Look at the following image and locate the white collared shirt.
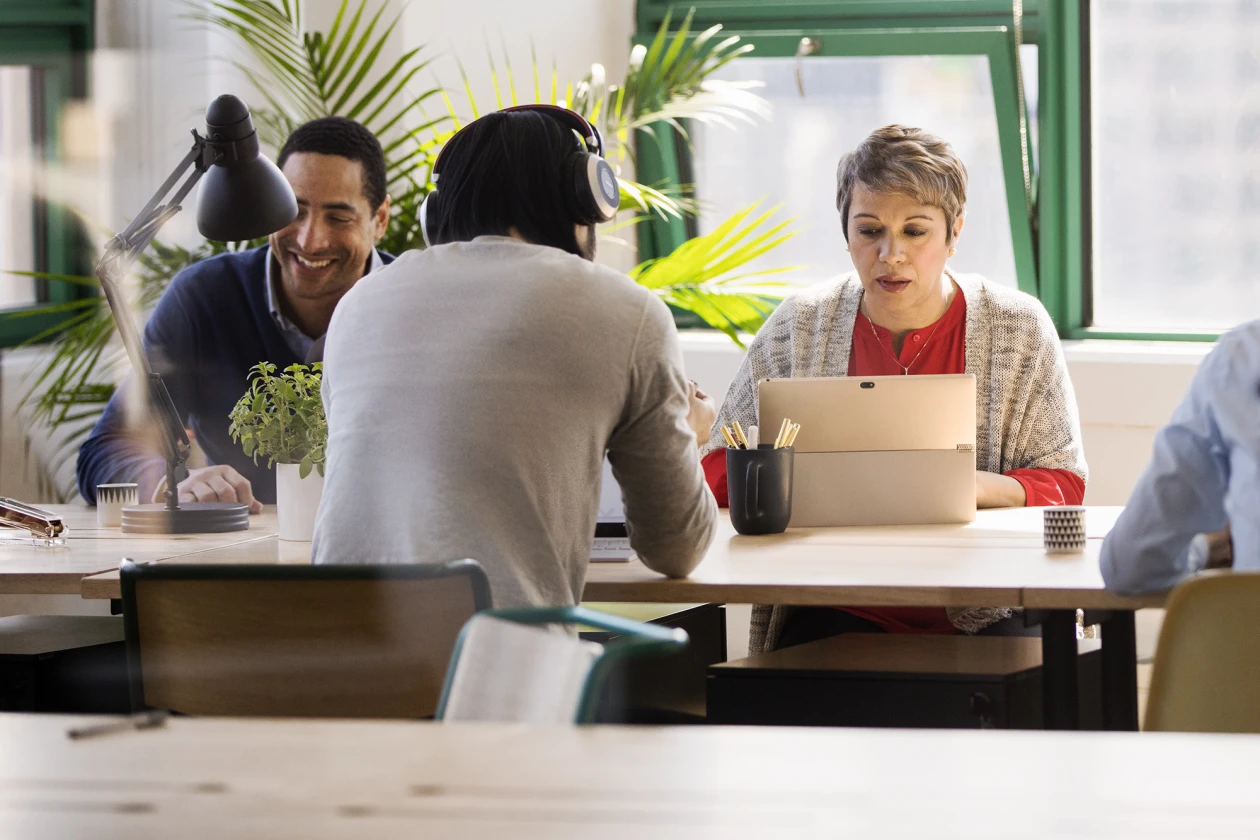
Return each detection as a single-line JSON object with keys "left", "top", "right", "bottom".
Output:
{"left": 265, "top": 246, "right": 384, "bottom": 360}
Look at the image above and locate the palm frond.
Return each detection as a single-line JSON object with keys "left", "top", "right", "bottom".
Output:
{"left": 573, "top": 8, "right": 767, "bottom": 150}
{"left": 659, "top": 286, "right": 783, "bottom": 346}
{"left": 13, "top": 238, "right": 235, "bottom": 431}
{"left": 625, "top": 80, "right": 770, "bottom": 133}
{"left": 196, "top": 0, "right": 449, "bottom": 259}
{"left": 617, "top": 180, "right": 699, "bottom": 220}
{"left": 630, "top": 202, "right": 801, "bottom": 346}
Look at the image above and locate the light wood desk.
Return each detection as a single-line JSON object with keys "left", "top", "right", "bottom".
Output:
{"left": 3, "top": 713, "right": 1258, "bottom": 839}
{"left": 81, "top": 507, "right": 1142, "bottom": 605}
{"left": 78, "top": 506, "right": 1154, "bottom": 730}
{"left": 0, "top": 505, "right": 275, "bottom": 595}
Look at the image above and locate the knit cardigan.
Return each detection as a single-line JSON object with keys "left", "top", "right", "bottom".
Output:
{"left": 701, "top": 271, "right": 1088, "bottom": 652}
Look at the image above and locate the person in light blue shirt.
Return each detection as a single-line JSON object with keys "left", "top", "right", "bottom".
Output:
{"left": 1100, "top": 322, "right": 1260, "bottom": 593}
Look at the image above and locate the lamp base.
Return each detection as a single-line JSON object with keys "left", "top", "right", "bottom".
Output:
{"left": 120, "top": 502, "right": 250, "bottom": 534}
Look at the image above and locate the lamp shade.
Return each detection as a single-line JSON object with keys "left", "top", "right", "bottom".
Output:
{"left": 195, "top": 95, "right": 298, "bottom": 241}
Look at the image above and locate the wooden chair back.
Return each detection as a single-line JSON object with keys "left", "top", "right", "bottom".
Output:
{"left": 120, "top": 559, "right": 490, "bottom": 718}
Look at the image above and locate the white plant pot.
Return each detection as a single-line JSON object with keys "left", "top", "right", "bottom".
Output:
{"left": 276, "top": 462, "right": 324, "bottom": 541}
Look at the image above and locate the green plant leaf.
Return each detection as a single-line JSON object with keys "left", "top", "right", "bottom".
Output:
{"left": 229, "top": 362, "right": 326, "bottom": 472}
{"left": 630, "top": 202, "right": 801, "bottom": 343}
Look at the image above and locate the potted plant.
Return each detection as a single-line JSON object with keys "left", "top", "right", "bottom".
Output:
{"left": 228, "top": 361, "right": 327, "bottom": 540}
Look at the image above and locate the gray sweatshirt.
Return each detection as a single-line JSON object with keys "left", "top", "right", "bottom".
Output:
{"left": 311, "top": 236, "right": 717, "bottom": 608}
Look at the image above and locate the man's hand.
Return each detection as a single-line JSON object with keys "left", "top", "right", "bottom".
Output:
{"left": 686, "top": 380, "right": 717, "bottom": 447}
{"left": 1203, "top": 526, "right": 1233, "bottom": 569}
{"left": 154, "top": 464, "right": 263, "bottom": 514}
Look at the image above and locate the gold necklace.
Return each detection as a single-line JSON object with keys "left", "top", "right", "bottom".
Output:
{"left": 862, "top": 298, "right": 948, "bottom": 375}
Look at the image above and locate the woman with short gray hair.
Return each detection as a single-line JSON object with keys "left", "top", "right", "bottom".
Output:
{"left": 701, "top": 124, "right": 1087, "bottom": 651}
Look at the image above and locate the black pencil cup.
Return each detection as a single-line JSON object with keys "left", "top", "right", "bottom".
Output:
{"left": 727, "top": 444, "right": 794, "bottom": 536}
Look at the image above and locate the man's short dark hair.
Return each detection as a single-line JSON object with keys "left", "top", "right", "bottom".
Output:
{"left": 277, "top": 116, "right": 387, "bottom": 210}
{"left": 429, "top": 110, "right": 589, "bottom": 256}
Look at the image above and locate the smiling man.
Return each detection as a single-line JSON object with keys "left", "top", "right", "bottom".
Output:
{"left": 76, "top": 117, "right": 391, "bottom": 508}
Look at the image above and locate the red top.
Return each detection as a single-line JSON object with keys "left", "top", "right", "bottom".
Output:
{"left": 701, "top": 287, "right": 1085, "bottom": 634}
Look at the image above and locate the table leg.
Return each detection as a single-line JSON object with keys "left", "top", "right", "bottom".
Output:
{"left": 1091, "top": 609, "right": 1140, "bottom": 731}
{"left": 1039, "top": 609, "right": 1080, "bottom": 730}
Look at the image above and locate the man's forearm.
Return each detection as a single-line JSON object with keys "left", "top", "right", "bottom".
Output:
{"left": 77, "top": 436, "right": 165, "bottom": 504}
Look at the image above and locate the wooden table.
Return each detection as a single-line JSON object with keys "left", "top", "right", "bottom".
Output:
{"left": 0, "top": 505, "right": 275, "bottom": 596}
{"left": 2, "top": 714, "right": 1257, "bottom": 838}
{"left": 81, "top": 507, "right": 1143, "bottom": 605}
{"left": 78, "top": 506, "right": 1156, "bottom": 730}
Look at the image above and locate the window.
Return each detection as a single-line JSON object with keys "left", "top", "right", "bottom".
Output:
{"left": 0, "top": 66, "right": 37, "bottom": 309}
{"left": 636, "top": 0, "right": 1243, "bottom": 341}
{"left": 0, "top": 2, "right": 94, "bottom": 348}
{"left": 635, "top": 2, "right": 1039, "bottom": 302}
{"left": 1090, "top": 0, "right": 1260, "bottom": 332}
{"left": 692, "top": 51, "right": 1037, "bottom": 289}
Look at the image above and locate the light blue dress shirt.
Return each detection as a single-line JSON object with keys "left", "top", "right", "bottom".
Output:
{"left": 1101, "top": 321, "right": 1260, "bottom": 594}
{"left": 265, "top": 246, "right": 384, "bottom": 360}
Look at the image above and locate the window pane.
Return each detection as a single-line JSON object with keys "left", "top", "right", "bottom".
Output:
{"left": 0, "top": 65, "right": 38, "bottom": 309}
{"left": 1092, "top": 0, "right": 1260, "bottom": 330}
{"left": 692, "top": 53, "right": 1028, "bottom": 289}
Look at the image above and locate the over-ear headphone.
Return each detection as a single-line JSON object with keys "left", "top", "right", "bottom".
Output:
{"left": 419, "top": 104, "right": 619, "bottom": 248}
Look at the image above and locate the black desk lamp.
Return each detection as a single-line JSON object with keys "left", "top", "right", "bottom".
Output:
{"left": 97, "top": 95, "right": 298, "bottom": 534}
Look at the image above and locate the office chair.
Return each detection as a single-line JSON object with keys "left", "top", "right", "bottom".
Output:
{"left": 1144, "top": 571, "right": 1260, "bottom": 733}
{"left": 436, "top": 606, "right": 689, "bottom": 724}
{"left": 120, "top": 558, "right": 490, "bottom": 718}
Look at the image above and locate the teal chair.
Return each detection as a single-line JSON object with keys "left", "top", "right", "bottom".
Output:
{"left": 435, "top": 606, "right": 689, "bottom": 724}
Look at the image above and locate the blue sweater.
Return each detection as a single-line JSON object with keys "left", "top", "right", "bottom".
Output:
{"left": 76, "top": 246, "right": 392, "bottom": 505}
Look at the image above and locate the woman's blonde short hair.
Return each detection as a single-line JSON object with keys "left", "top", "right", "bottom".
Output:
{"left": 835, "top": 125, "right": 968, "bottom": 243}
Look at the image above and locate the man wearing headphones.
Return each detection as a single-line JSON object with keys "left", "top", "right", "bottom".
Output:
{"left": 311, "top": 106, "right": 718, "bottom": 609}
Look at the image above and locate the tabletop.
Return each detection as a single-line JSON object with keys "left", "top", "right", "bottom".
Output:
{"left": 78, "top": 506, "right": 1162, "bottom": 610}
{"left": 0, "top": 505, "right": 275, "bottom": 595}
{"left": 1, "top": 713, "right": 1256, "bottom": 839}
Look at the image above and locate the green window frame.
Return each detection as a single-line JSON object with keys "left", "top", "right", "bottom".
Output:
{"left": 635, "top": 1, "right": 1213, "bottom": 342}
{"left": 0, "top": 0, "right": 95, "bottom": 348}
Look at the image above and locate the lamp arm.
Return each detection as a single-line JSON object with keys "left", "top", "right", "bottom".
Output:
{"left": 94, "top": 138, "right": 208, "bottom": 510}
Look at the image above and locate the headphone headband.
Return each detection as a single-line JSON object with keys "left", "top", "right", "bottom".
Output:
{"left": 420, "top": 104, "right": 618, "bottom": 248}
{"left": 431, "top": 104, "right": 605, "bottom": 181}
{"left": 499, "top": 104, "right": 604, "bottom": 157}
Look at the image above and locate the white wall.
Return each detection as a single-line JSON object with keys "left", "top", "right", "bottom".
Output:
{"left": 398, "top": 0, "right": 636, "bottom": 118}
{"left": 91, "top": 0, "right": 244, "bottom": 246}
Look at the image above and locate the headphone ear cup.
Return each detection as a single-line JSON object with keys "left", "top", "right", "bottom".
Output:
{"left": 568, "top": 154, "right": 619, "bottom": 224}
{"left": 419, "top": 190, "right": 438, "bottom": 248}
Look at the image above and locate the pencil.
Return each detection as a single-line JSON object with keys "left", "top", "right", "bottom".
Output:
{"left": 732, "top": 420, "right": 749, "bottom": 449}
{"left": 720, "top": 426, "right": 738, "bottom": 449}
{"left": 774, "top": 417, "right": 790, "bottom": 449}
{"left": 785, "top": 423, "right": 801, "bottom": 447}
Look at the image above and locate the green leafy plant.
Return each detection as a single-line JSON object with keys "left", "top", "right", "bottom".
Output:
{"left": 228, "top": 362, "right": 327, "bottom": 478}
{"left": 3, "top": 1, "right": 801, "bottom": 499}
{"left": 186, "top": 0, "right": 446, "bottom": 256}
{"left": 631, "top": 202, "right": 800, "bottom": 347}
{"left": 2, "top": 239, "right": 243, "bottom": 499}
{"left": 442, "top": 7, "right": 790, "bottom": 341}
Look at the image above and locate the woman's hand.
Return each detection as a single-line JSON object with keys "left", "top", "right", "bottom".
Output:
{"left": 976, "top": 471, "right": 1027, "bottom": 509}
{"left": 686, "top": 380, "right": 717, "bottom": 447}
